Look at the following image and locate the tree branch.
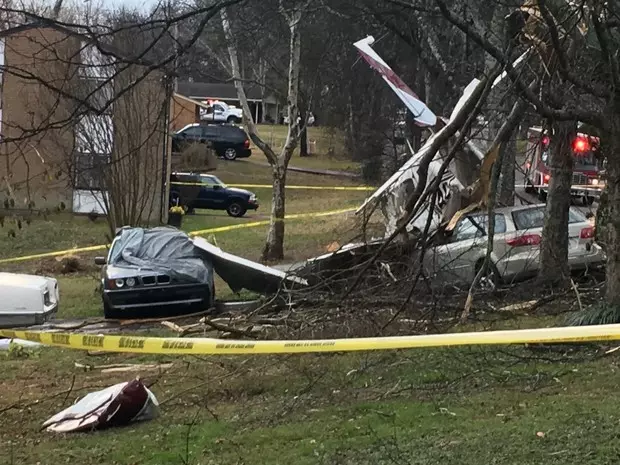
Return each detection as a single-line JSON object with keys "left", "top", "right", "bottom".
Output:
{"left": 433, "top": 0, "right": 604, "bottom": 127}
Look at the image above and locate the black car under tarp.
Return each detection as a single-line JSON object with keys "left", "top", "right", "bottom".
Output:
{"left": 110, "top": 227, "right": 212, "bottom": 284}
{"left": 109, "top": 228, "right": 306, "bottom": 296}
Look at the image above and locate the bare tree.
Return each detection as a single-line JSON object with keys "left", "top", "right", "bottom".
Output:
{"left": 429, "top": 0, "right": 620, "bottom": 302}
{"left": 66, "top": 59, "right": 171, "bottom": 236}
{"left": 221, "top": 1, "right": 308, "bottom": 260}
{"left": 0, "top": 0, "right": 240, "bottom": 235}
{"left": 538, "top": 119, "right": 576, "bottom": 285}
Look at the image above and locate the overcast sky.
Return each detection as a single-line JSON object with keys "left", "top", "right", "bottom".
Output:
{"left": 55, "top": 0, "right": 160, "bottom": 17}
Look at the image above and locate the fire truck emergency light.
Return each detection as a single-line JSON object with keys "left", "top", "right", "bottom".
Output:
{"left": 573, "top": 137, "right": 590, "bottom": 152}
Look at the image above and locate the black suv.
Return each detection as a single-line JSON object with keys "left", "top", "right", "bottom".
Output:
{"left": 172, "top": 124, "right": 252, "bottom": 160}
{"left": 170, "top": 172, "right": 259, "bottom": 217}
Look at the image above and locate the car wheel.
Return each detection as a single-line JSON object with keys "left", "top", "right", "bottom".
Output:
{"left": 224, "top": 148, "right": 238, "bottom": 160}
{"left": 226, "top": 116, "right": 239, "bottom": 124}
{"left": 226, "top": 201, "right": 246, "bottom": 218}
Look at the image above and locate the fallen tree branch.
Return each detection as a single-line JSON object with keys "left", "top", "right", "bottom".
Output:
{"left": 200, "top": 317, "right": 259, "bottom": 339}
{"left": 342, "top": 67, "right": 502, "bottom": 302}
{"left": 461, "top": 86, "right": 533, "bottom": 322}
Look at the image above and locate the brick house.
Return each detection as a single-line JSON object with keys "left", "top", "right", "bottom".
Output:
{"left": 0, "top": 26, "right": 172, "bottom": 223}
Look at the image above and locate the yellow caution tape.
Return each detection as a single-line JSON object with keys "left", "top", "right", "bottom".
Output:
{"left": 0, "top": 207, "right": 356, "bottom": 264}
{"left": 188, "top": 220, "right": 269, "bottom": 236}
{"left": 0, "top": 244, "right": 108, "bottom": 264}
{"left": 170, "top": 182, "right": 374, "bottom": 191}
{"left": 188, "top": 207, "right": 355, "bottom": 236}
{"left": 1, "top": 323, "right": 619, "bottom": 354}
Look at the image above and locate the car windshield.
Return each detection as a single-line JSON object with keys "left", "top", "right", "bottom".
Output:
{"left": 107, "top": 237, "right": 123, "bottom": 262}
{"left": 201, "top": 175, "right": 227, "bottom": 188}
{"left": 453, "top": 214, "right": 506, "bottom": 242}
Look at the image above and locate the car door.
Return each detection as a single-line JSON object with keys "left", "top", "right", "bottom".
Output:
{"left": 201, "top": 126, "right": 221, "bottom": 153}
{"left": 426, "top": 213, "right": 508, "bottom": 285}
{"left": 426, "top": 215, "right": 486, "bottom": 284}
{"left": 195, "top": 175, "right": 227, "bottom": 209}
{"left": 176, "top": 126, "right": 203, "bottom": 152}
{"left": 177, "top": 174, "right": 201, "bottom": 209}
{"left": 212, "top": 104, "right": 226, "bottom": 123}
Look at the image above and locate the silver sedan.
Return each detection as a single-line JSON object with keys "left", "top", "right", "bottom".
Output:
{"left": 423, "top": 204, "right": 604, "bottom": 287}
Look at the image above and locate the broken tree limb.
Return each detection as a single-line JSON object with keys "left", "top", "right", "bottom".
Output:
{"left": 460, "top": 89, "right": 533, "bottom": 322}
{"left": 381, "top": 188, "right": 441, "bottom": 331}
{"left": 448, "top": 79, "right": 538, "bottom": 231}
{"left": 461, "top": 141, "right": 504, "bottom": 322}
{"left": 342, "top": 69, "right": 502, "bottom": 301}
{"left": 200, "top": 317, "right": 258, "bottom": 339}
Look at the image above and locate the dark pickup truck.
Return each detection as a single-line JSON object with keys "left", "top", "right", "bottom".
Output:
{"left": 170, "top": 172, "right": 259, "bottom": 217}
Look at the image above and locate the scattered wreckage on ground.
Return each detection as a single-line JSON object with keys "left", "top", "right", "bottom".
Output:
{"left": 282, "top": 35, "right": 606, "bottom": 291}
{"left": 0, "top": 226, "right": 308, "bottom": 327}
{"left": 43, "top": 378, "right": 159, "bottom": 433}
{"left": 0, "top": 22, "right": 607, "bottom": 328}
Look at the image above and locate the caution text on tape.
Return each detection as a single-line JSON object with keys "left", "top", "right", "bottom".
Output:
{"left": 1, "top": 323, "right": 620, "bottom": 354}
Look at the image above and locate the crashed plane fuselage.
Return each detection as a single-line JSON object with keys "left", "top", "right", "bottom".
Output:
{"left": 354, "top": 36, "right": 525, "bottom": 239}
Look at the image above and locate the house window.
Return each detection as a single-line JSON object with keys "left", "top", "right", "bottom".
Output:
{"left": 74, "top": 152, "right": 109, "bottom": 190}
{"left": 73, "top": 113, "right": 113, "bottom": 191}
{"left": 82, "top": 79, "right": 113, "bottom": 114}
{"left": 78, "top": 41, "right": 115, "bottom": 114}
{"left": 75, "top": 114, "right": 113, "bottom": 154}
{"left": 72, "top": 42, "right": 116, "bottom": 193}
{"left": 79, "top": 42, "right": 114, "bottom": 80}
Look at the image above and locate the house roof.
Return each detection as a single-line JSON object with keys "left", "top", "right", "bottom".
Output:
{"left": 177, "top": 81, "right": 263, "bottom": 101}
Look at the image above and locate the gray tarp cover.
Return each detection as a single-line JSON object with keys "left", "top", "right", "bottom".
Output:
{"left": 110, "top": 227, "right": 211, "bottom": 283}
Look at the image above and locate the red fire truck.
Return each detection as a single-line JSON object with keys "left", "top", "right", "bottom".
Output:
{"left": 524, "top": 126, "right": 605, "bottom": 205}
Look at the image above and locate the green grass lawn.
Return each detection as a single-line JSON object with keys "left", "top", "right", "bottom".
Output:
{"left": 1, "top": 340, "right": 618, "bottom": 465}
{"left": 0, "top": 159, "right": 372, "bottom": 320}
{"left": 5, "top": 137, "right": 617, "bottom": 464}
{"left": 250, "top": 124, "right": 360, "bottom": 172}
{"left": 0, "top": 160, "right": 370, "bottom": 263}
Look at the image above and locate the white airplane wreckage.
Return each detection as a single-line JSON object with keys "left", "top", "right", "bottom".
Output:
{"left": 281, "top": 35, "right": 532, "bottom": 283}
{"left": 354, "top": 36, "right": 529, "bottom": 239}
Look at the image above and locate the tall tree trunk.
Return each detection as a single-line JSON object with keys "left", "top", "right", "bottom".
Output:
{"left": 604, "top": 109, "right": 620, "bottom": 305}
{"left": 300, "top": 126, "right": 308, "bottom": 156}
{"left": 538, "top": 120, "right": 576, "bottom": 286}
{"left": 263, "top": 163, "right": 287, "bottom": 260}
{"left": 497, "top": 133, "right": 516, "bottom": 206}
{"left": 262, "top": 3, "right": 303, "bottom": 261}
{"left": 299, "top": 98, "right": 308, "bottom": 157}
{"left": 222, "top": 5, "right": 304, "bottom": 261}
